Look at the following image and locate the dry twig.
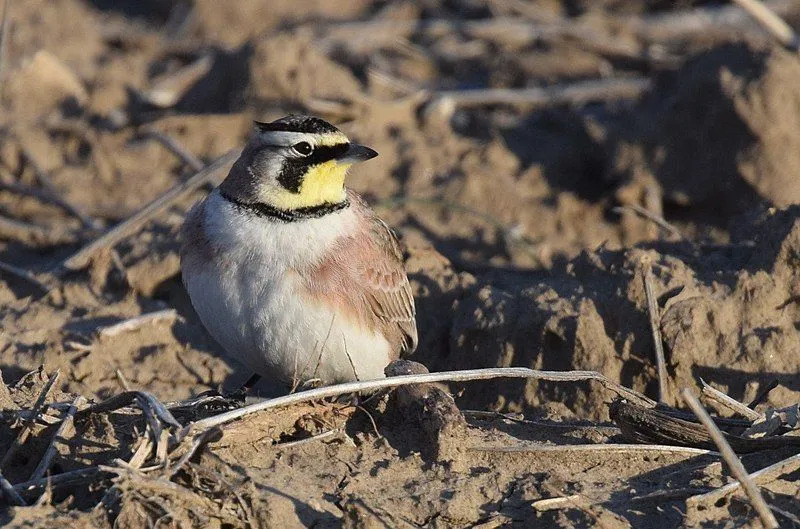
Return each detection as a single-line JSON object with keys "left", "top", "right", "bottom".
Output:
{"left": 628, "top": 0, "right": 797, "bottom": 42}
{"left": 613, "top": 205, "right": 683, "bottom": 240}
{"left": 14, "top": 466, "right": 108, "bottom": 499}
{"left": 700, "top": 379, "right": 762, "bottom": 421}
{"left": 141, "top": 129, "right": 205, "bottom": 172}
{"left": 126, "top": 435, "right": 153, "bottom": 470}
{"left": 115, "top": 369, "right": 132, "bottom": 392}
{"left": 96, "top": 434, "right": 155, "bottom": 511}
{"left": 0, "top": 215, "right": 76, "bottom": 245}
{"left": 275, "top": 429, "right": 339, "bottom": 450}
{"left": 0, "top": 0, "right": 9, "bottom": 99}
{"left": 0, "top": 174, "right": 87, "bottom": 222}
{"left": 59, "top": 149, "right": 237, "bottom": 272}
{"left": 471, "top": 443, "right": 715, "bottom": 456}
{"left": 75, "top": 390, "right": 182, "bottom": 448}
{"left": 429, "top": 77, "right": 649, "bottom": 112}
{"left": 20, "top": 148, "right": 99, "bottom": 230}
{"left": 531, "top": 494, "right": 584, "bottom": 512}
{"left": 732, "top": 0, "right": 799, "bottom": 50}
{"left": 1, "top": 370, "right": 60, "bottom": 469}
{"left": 0, "top": 470, "right": 25, "bottom": 506}
{"left": 463, "top": 410, "right": 621, "bottom": 434}
{"left": 687, "top": 452, "right": 800, "bottom": 509}
{"left": 0, "top": 260, "right": 49, "bottom": 292}
{"left": 748, "top": 379, "right": 779, "bottom": 409}
{"left": 643, "top": 262, "right": 669, "bottom": 403}
{"left": 187, "top": 367, "right": 655, "bottom": 435}
{"left": 681, "top": 388, "right": 779, "bottom": 529}
{"left": 98, "top": 309, "right": 179, "bottom": 338}
{"left": 167, "top": 427, "right": 219, "bottom": 478}
{"left": 609, "top": 400, "right": 797, "bottom": 452}
{"left": 770, "top": 505, "right": 800, "bottom": 526}
{"left": 320, "top": 3, "right": 799, "bottom": 50}
{"left": 629, "top": 488, "right": 712, "bottom": 504}
{"left": 28, "top": 396, "right": 85, "bottom": 482}
{"left": 143, "top": 54, "right": 213, "bottom": 108}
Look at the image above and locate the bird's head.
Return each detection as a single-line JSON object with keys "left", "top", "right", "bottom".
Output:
{"left": 220, "top": 115, "right": 378, "bottom": 212}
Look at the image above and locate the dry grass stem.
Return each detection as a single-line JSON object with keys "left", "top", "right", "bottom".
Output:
{"left": 687, "top": 452, "right": 800, "bottom": 508}
{"left": 275, "top": 429, "right": 338, "bottom": 450}
{"left": 531, "top": 494, "right": 584, "bottom": 512}
{"left": 14, "top": 466, "right": 107, "bottom": 498}
{"left": 0, "top": 469, "right": 25, "bottom": 506}
{"left": 431, "top": 77, "right": 649, "bottom": 110}
{"left": 700, "top": 379, "right": 762, "bottom": 421}
{"left": 643, "top": 262, "right": 669, "bottom": 402}
{"left": 59, "top": 150, "right": 238, "bottom": 272}
{"left": 0, "top": 0, "right": 9, "bottom": 99}
{"left": 748, "top": 379, "right": 779, "bottom": 409}
{"left": 29, "top": 395, "right": 85, "bottom": 482}
{"left": 188, "top": 367, "right": 655, "bottom": 434}
{"left": 20, "top": 147, "right": 99, "bottom": 230}
{"left": 627, "top": 0, "right": 797, "bottom": 42}
{"left": 128, "top": 435, "right": 154, "bottom": 469}
{"left": 95, "top": 434, "right": 155, "bottom": 510}
{"left": 156, "top": 429, "right": 170, "bottom": 467}
{"left": 321, "top": 3, "right": 797, "bottom": 50}
{"left": 539, "top": 483, "right": 631, "bottom": 529}
{"left": 613, "top": 204, "right": 683, "bottom": 240}
{"left": 0, "top": 215, "right": 76, "bottom": 245}
{"left": 681, "top": 388, "right": 779, "bottom": 529}
{"left": 167, "top": 427, "right": 218, "bottom": 477}
{"left": 144, "top": 54, "right": 213, "bottom": 108}
{"left": 291, "top": 315, "right": 336, "bottom": 392}
{"left": 1, "top": 369, "right": 60, "bottom": 468}
{"left": 343, "top": 340, "right": 360, "bottom": 382}
{"left": 463, "top": 410, "right": 622, "bottom": 433}
{"left": 0, "top": 176, "right": 89, "bottom": 222}
{"left": 115, "top": 368, "right": 133, "bottom": 391}
{"left": 141, "top": 129, "right": 205, "bottom": 172}
{"left": 629, "top": 488, "right": 711, "bottom": 504}
{"left": 471, "top": 443, "right": 716, "bottom": 456}
{"left": 0, "top": 260, "right": 49, "bottom": 292}
{"left": 732, "top": 0, "right": 799, "bottom": 50}
{"left": 769, "top": 505, "right": 800, "bottom": 526}
{"left": 75, "top": 390, "right": 182, "bottom": 447}
{"left": 98, "top": 309, "right": 179, "bottom": 338}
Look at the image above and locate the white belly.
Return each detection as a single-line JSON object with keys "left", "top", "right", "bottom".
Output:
{"left": 183, "top": 191, "right": 391, "bottom": 387}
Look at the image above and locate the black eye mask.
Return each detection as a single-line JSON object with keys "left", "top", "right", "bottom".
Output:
{"left": 277, "top": 143, "right": 350, "bottom": 193}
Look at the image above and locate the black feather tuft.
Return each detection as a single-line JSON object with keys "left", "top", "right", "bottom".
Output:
{"left": 254, "top": 115, "right": 341, "bottom": 135}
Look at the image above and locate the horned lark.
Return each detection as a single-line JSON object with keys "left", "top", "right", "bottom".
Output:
{"left": 180, "top": 116, "right": 417, "bottom": 390}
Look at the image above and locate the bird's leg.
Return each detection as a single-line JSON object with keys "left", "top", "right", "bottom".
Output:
{"left": 218, "top": 372, "right": 261, "bottom": 404}
{"left": 240, "top": 373, "right": 262, "bottom": 392}
{"left": 178, "top": 372, "right": 261, "bottom": 413}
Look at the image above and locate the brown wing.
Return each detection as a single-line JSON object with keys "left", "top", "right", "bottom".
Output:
{"left": 358, "top": 217, "right": 418, "bottom": 356}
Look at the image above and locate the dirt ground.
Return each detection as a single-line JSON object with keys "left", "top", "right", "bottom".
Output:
{"left": 1, "top": 1, "right": 800, "bottom": 527}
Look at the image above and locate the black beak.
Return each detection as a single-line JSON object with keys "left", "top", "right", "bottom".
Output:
{"left": 340, "top": 143, "right": 378, "bottom": 163}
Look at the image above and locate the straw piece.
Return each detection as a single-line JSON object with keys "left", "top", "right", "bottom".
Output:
{"left": 681, "top": 388, "right": 779, "bottom": 529}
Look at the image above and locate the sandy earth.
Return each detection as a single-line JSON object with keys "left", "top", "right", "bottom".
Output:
{"left": 1, "top": 1, "right": 800, "bottom": 527}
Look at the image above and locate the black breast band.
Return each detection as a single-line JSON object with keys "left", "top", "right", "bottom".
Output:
{"left": 219, "top": 191, "right": 350, "bottom": 222}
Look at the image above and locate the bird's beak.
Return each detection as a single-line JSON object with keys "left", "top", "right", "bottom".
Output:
{"left": 339, "top": 144, "right": 378, "bottom": 163}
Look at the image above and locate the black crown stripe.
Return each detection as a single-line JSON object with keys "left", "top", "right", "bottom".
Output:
{"left": 254, "top": 115, "right": 340, "bottom": 135}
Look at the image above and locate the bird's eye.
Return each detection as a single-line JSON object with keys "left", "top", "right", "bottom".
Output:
{"left": 293, "top": 142, "right": 313, "bottom": 156}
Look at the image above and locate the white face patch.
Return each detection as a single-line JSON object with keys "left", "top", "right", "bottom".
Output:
{"left": 257, "top": 130, "right": 350, "bottom": 148}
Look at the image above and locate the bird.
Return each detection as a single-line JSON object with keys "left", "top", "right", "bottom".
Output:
{"left": 180, "top": 115, "right": 417, "bottom": 392}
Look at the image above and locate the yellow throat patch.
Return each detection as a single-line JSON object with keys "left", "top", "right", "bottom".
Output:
{"left": 264, "top": 160, "right": 352, "bottom": 210}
